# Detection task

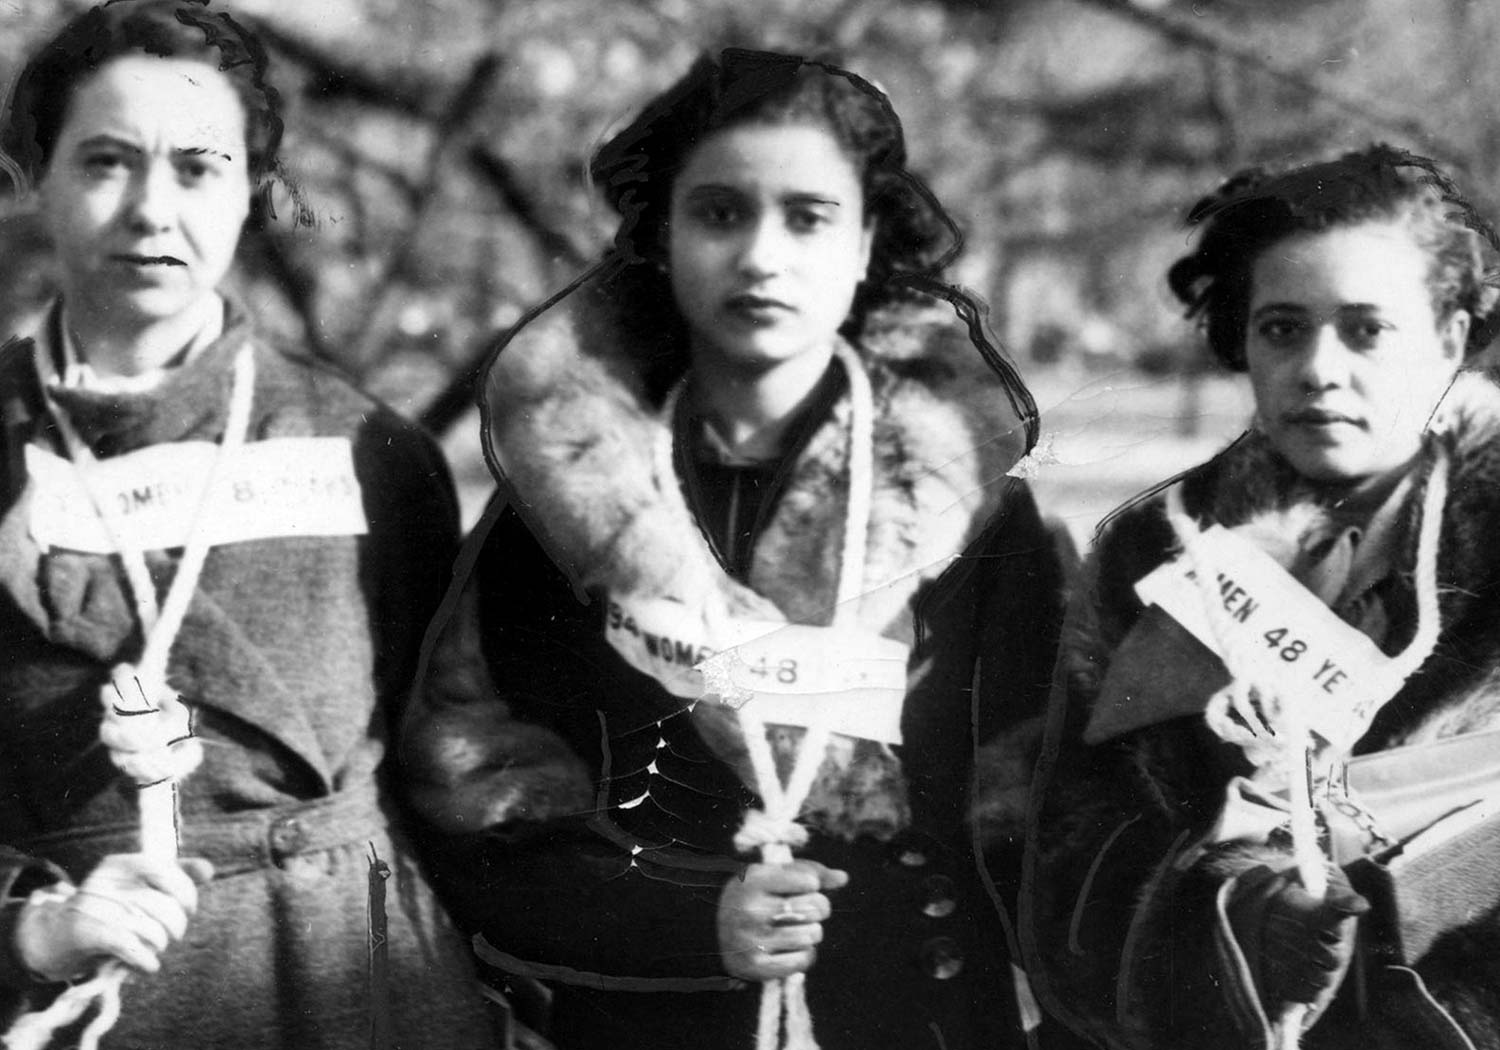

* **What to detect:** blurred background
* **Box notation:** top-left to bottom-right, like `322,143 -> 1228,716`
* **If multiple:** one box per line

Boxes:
3,0 -> 1495,544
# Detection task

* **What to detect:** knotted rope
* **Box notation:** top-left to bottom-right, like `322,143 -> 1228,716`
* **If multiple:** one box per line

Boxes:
1163,448 -> 1448,1049
4,348 -> 255,1050
664,341 -> 874,1050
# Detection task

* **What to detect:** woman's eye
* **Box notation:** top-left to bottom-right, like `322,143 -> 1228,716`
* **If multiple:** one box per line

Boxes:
82,152 -> 130,176
690,199 -> 747,228
1257,319 -> 1306,345
786,208 -> 831,233
1341,318 -> 1390,348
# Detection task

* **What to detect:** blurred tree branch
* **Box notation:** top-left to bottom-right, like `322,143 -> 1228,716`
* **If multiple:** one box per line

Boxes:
349,54 -> 504,372
256,21 -> 442,118
1070,0 -> 1470,164
466,146 -> 592,272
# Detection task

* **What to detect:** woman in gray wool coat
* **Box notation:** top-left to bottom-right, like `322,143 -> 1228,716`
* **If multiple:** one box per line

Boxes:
0,2 -> 494,1046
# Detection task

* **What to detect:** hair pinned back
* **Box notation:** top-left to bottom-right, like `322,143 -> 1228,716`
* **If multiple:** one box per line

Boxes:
1,0 -> 284,203
1168,144 -> 1500,369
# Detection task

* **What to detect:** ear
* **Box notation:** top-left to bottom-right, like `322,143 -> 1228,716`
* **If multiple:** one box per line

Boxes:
1440,308 -> 1470,364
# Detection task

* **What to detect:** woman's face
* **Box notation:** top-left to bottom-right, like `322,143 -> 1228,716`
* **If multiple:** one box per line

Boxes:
38,54 -> 251,331
667,121 -> 874,374
1244,223 -> 1467,484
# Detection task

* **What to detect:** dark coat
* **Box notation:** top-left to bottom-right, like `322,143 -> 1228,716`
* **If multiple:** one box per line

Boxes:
402,264 -> 1068,1050
0,307 -> 495,1049
1021,373 -> 1500,1050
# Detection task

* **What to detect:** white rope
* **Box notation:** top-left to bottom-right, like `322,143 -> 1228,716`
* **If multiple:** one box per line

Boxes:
1163,449 -> 1449,1049
664,342 -> 875,1050
4,348 -> 256,1050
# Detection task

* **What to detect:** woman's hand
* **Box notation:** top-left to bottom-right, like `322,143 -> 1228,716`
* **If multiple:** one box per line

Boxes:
13,854 -> 214,981
1226,864 -> 1369,1010
718,860 -> 849,982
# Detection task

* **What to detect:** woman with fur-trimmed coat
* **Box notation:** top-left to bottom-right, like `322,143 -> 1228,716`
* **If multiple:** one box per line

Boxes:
1021,147 -> 1500,1050
402,50 -> 1067,1050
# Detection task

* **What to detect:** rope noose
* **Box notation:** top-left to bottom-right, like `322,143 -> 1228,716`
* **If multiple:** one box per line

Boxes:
4,349 -> 255,1050
719,341 -> 874,1050
1163,449 -> 1448,1050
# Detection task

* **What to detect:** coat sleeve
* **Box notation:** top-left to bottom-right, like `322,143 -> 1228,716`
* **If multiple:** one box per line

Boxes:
399,495 -> 732,983
1020,502 -> 1301,1050
352,407 -> 464,733
0,849 -> 70,995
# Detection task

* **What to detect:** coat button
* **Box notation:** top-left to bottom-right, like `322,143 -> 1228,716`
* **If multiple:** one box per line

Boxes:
269,816 -> 307,864
921,874 -> 957,918
920,936 -> 964,980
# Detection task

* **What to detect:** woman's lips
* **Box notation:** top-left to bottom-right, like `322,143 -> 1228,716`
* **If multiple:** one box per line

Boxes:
724,294 -> 793,324
112,253 -> 186,267
1284,408 -> 1364,429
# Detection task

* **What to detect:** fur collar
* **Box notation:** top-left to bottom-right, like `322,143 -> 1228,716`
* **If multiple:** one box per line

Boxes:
484,259 -> 1027,634
1082,369 -> 1500,751
484,260 -> 1031,841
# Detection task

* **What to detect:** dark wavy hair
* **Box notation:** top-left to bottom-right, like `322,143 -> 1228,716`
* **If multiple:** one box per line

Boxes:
1167,144 -> 1500,371
587,47 -> 1035,447
1,0 -> 282,198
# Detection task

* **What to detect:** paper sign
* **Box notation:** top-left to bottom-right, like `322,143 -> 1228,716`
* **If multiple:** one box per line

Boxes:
1134,524 -> 1401,748
604,595 -> 908,745
27,438 -> 368,553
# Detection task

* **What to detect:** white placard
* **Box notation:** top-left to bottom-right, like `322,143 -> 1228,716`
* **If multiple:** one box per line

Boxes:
27,437 -> 368,553
605,595 -> 908,745
1134,524 -> 1400,747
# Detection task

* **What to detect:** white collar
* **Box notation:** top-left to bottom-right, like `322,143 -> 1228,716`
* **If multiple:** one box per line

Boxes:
43,296 -> 226,395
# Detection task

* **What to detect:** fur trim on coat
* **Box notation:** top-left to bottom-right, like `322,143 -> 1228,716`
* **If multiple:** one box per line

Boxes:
483,260 -> 1027,631
421,258 -> 1036,841
1022,371 -> 1500,1050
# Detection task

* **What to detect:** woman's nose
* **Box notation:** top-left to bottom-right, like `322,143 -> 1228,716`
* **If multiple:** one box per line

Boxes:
1296,324 -> 1351,390
737,218 -> 790,277
124,163 -> 178,233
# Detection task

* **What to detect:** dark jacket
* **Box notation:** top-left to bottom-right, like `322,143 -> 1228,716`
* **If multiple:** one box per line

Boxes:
0,307 -> 495,1049
403,263 -> 1068,1050
1021,373 -> 1500,1050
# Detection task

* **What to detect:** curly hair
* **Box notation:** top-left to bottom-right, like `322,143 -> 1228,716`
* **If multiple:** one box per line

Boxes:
594,48 -> 959,320
582,48 -> 1035,446
1167,144 -> 1500,370
1,0 -> 282,193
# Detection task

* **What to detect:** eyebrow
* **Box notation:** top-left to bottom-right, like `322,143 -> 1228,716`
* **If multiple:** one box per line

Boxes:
783,194 -> 841,207
1251,302 -> 1383,318
179,146 -> 235,163
73,135 -> 233,162
682,184 -> 843,205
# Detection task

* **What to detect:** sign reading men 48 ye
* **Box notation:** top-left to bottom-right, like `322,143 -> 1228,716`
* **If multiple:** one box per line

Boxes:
1134,523 -> 1403,751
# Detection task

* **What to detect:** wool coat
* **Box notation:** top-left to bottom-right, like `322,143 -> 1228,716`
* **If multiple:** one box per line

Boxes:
402,261 -> 1069,1050
0,306 -> 495,1049
1020,372 -> 1500,1050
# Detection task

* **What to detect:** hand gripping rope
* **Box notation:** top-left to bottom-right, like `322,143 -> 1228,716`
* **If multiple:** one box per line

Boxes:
5,348 -> 256,1050
659,340 -> 875,1050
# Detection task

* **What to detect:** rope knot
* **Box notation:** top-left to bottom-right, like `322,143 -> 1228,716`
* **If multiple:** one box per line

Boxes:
733,809 -> 809,857
97,664 -> 202,786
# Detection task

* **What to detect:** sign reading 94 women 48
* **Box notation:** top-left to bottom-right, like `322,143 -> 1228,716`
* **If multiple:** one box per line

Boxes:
1134,524 -> 1404,751
604,596 -> 909,747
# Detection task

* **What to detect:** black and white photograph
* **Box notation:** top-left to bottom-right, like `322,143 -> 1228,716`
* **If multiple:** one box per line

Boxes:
0,1 -> 1498,1048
